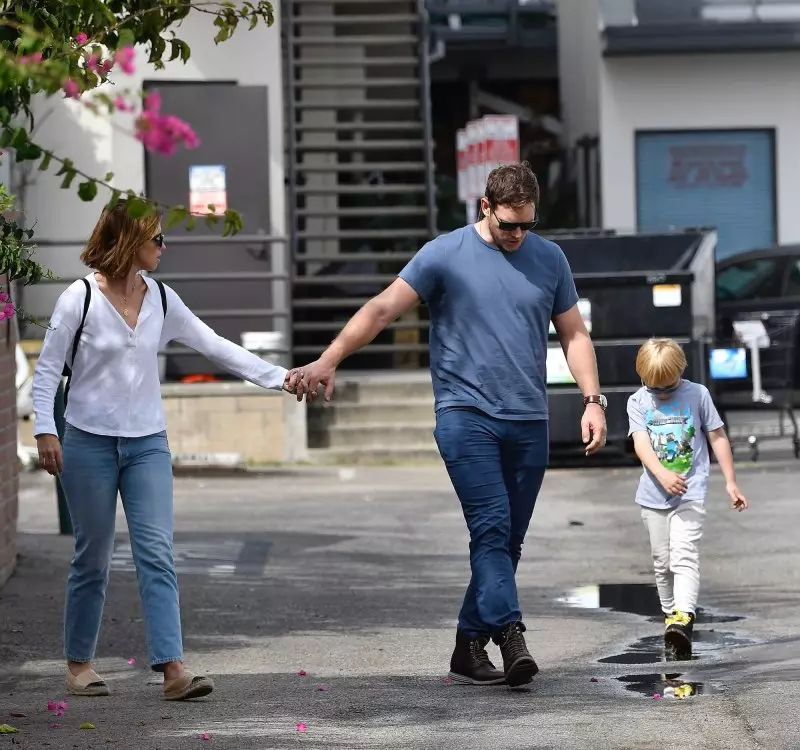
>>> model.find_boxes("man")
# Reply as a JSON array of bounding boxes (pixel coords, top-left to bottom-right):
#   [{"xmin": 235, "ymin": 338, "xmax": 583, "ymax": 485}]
[{"xmin": 288, "ymin": 162, "xmax": 607, "ymax": 688}]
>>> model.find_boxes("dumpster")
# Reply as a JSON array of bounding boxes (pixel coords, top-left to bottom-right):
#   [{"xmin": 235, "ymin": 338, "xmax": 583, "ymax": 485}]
[{"xmin": 545, "ymin": 227, "xmax": 718, "ymax": 451}]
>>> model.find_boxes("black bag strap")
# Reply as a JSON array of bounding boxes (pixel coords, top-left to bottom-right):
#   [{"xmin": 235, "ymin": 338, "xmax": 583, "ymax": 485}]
[
  {"xmin": 63, "ymin": 278, "xmax": 91, "ymax": 406},
  {"xmin": 155, "ymin": 279, "xmax": 167, "ymax": 317}
]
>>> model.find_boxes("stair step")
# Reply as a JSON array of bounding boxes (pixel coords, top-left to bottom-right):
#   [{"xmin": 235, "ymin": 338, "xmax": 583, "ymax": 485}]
[
  {"xmin": 295, "ymin": 229, "xmax": 428, "ymax": 241},
  {"xmin": 310, "ymin": 445, "xmax": 442, "ymax": 466},
  {"xmin": 294, "ymin": 56, "xmax": 419, "ymax": 68},
  {"xmin": 293, "ymin": 122, "xmax": 423, "ymax": 133},
  {"xmin": 295, "ymin": 162, "xmax": 427, "ymax": 173},
  {"xmin": 294, "ymin": 184, "xmax": 425, "ymax": 196},
  {"xmin": 336, "ymin": 378, "xmax": 434, "ymax": 402},
  {"xmin": 294, "ymin": 140, "xmax": 427, "ymax": 152},
  {"xmin": 294, "ymin": 14, "xmax": 419, "ymax": 24},
  {"xmin": 296, "ymin": 206, "xmax": 428, "ymax": 217},
  {"xmin": 293, "ymin": 78, "xmax": 420, "ymax": 89},
  {"xmin": 294, "ymin": 99, "xmax": 420, "ymax": 111},
  {"xmin": 309, "ymin": 399, "xmax": 435, "ymax": 426},
  {"xmin": 292, "ymin": 35, "xmax": 418, "ymax": 45}
]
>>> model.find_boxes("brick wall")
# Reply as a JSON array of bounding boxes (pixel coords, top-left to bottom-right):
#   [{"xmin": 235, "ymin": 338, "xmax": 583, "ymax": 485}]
[{"xmin": 0, "ymin": 275, "xmax": 18, "ymax": 587}]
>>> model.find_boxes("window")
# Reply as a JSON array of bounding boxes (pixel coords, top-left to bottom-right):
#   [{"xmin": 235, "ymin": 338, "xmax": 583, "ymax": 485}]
[
  {"xmin": 786, "ymin": 259, "xmax": 800, "ymax": 297},
  {"xmin": 716, "ymin": 257, "xmax": 785, "ymax": 302}
]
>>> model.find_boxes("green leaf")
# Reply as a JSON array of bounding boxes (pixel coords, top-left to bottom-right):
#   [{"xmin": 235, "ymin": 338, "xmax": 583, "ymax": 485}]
[
  {"xmin": 54, "ymin": 159, "xmax": 75, "ymax": 177},
  {"xmin": 204, "ymin": 213, "xmax": 221, "ymax": 228},
  {"xmin": 77, "ymin": 179, "xmax": 98, "ymax": 202},
  {"xmin": 0, "ymin": 724, "xmax": 19, "ymax": 734},
  {"xmin": 38, "ymin": 151, "xmax": 53, "ymax": 171},
  {"xmin": 186, "ymin": 214, "xmax": 197, "ymax": 231},
  {"xmin": 79, "ymin": 722, "xmax": 96, "ymax": 730},
  {"xmin": 59, "ymin": 169, "xmax": 77, "ymax": 190},
  {"xmin": 104, "ymin": 172, "xmax": 114, "ymax": 182},
  {"xmin": 0, "ymin": 129, "xmax": 13, "ymax": 149},
  {"xmin": 117, "ymin": 28, "xmax": 135, "ymax": 49},
  {"xmin": 107, "ymin": 190, "xmax": 122, "ymax": 209},
  {"xmin": 10, "ymin": 127, "xmax": 27, "ymax": 149},
  {"xmin": 126, "ymin": 197, "xmax": 151, "ymax": 218},
  {"xmin": 165, "ymin": 205, "xmax": 188, "ymax": 229},
  {"xmin": 14, "ymin": 143, "xmax": 41, "ymax": 162}
]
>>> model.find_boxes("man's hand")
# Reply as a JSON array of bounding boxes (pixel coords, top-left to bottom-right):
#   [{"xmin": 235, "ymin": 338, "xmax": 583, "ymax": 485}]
[
  {"xmin": 285, "ymin": 357, "xmax": 337, "ymax": 403},
  {"xmin": 656, "ymin": 469, "xmax": 688, "ymax": 496},
  {"xmin": 727, "ymin": 482, "xmax": 748, "ymax": 512},
  {"xmin": 36, "ymin": 434, "xmax": 63, "ymax": 476},
  {"xmin": 581, "ymin": 403, "xmax": 607, "ymax": 455}
]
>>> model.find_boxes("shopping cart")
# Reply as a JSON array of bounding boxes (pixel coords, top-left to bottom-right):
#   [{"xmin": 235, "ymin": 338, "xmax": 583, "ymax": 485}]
[{"xmin": 711, "ymin": 309, "xmax": 800, "ymax": 462}]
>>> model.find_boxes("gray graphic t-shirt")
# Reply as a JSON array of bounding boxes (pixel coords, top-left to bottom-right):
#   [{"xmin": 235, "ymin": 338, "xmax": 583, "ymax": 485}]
[{"xmin": 627, "ymin": 379, "xmax": 724, "ymax": 509}]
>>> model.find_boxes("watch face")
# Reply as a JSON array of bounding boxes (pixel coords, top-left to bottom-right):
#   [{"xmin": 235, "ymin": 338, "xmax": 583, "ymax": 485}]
[{"xmin": 599, "ymin": 395, "xmax": 607, "ymax": 409}]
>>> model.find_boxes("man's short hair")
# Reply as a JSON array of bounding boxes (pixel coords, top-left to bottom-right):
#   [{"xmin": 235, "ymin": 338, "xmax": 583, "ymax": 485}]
[
  {"xmin": 484, "ymin": 161, "xmax": 540, "ymax": 210},
  {"xmin": 636, "ymin": 338, "xmax": 688, "ymax": 388}
]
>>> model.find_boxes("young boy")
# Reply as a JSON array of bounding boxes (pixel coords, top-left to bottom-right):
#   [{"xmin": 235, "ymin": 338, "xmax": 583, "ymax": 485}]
[{"xmin": 627, "ymin": 338, "xmax": 748, "ymax": 655}]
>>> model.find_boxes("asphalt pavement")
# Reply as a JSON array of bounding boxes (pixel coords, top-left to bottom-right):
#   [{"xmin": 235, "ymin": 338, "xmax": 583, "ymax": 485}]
[{"xmin": 2, "ymin": 457, "xmax": 800, "ymax": 749}]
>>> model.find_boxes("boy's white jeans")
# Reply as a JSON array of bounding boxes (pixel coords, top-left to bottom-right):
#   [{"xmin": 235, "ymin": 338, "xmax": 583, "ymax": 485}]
[{"xmin": 640, "ymin": 500, "xmax": 706, "ymax": 615}]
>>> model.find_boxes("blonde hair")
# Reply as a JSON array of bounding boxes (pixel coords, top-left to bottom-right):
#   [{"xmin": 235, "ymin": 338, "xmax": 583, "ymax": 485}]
[
  {"xmin": 635, "ymin": 338, "xmax": 687, "ymax": 388},
  {"xmin": 80, "ymin": 200, "xmax": 161, "ymax": 278}
]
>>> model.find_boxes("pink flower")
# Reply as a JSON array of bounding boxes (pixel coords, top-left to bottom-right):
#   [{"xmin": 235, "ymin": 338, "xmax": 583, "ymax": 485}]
[
  {"xmin": 0, "ymin": 303, "xmax": 15, "ymax": 322},
  {"xmin": 32, "ymin": 51, "xmax": 43, "ymax": 63},
  {"xmin": 114, "ymin": 45, "xmax": 135, "ymax": 75},
  {"xmin": 62, "ymin": 78, "xmax": 80, "ymax": 99},
  {"xmin": 47, "ymin": 701, "xmax": 57, "ymax": 711},
  {"xmin": 201, "ymin": 732, "xmax": 211, "ymax": 741},
  {"xmin": 57, "ymin": 701, "xmax": 67, "ymax": 711},
  {"xmin": 143, "ymin": 90, "xmax": 161, "ymax": 114},
  {"xmin": 86, "ymin": 54, "xmax": 100, "ymax": 72},
  {"xmin": 653, "ymin": 692, "xmax": 662, "ymax": 700},
  {"xmin": 114, "ymin": 96, "xmax": 131, "ymax": 112},
  {"xmin": 296, "ymin": 723, "xmax": 307, "ymax": 733},
  {"xmin": 100, "ymin": 59, "xmax": 114, "ymax": 75},
  {"xmin": 75, "ymin": 33, "xmax": 89, "ymax": 45}
]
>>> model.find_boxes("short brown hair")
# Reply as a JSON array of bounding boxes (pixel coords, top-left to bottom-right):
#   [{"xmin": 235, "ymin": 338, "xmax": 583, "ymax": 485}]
[
  {"xmin": 484, "ymin": 161, "xmax": 540, "ymax": 209},
  {"xmin": 80, "ymin": 199, "xmax": 161, "ymax": 277},
  {"xmin": 636, "ymin": 338, "xmax": 688, "ymax": 388}
]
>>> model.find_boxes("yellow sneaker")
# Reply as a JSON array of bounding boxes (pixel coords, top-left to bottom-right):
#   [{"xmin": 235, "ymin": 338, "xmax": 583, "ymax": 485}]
[{"xmin": 664, "ymin": 610, "xmax": 695, "ymax": 656}]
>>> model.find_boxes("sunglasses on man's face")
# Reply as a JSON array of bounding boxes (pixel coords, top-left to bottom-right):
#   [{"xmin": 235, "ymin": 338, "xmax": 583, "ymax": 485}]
[
  {"xmin": 153, "ymin": 233, "xmax": 164, "ymax": 248},
  {"xmin": 492, "ymin": 211, "xmax": 538, "ymax": 232}
]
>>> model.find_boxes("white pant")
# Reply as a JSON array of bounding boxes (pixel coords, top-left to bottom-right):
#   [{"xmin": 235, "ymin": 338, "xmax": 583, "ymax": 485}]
[{"xmin": 641, "ymin": 500, "xmax": 706, "ymax": 615}]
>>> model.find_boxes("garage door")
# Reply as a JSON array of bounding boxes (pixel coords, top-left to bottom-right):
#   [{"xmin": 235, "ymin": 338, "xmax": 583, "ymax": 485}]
[{"xmin": 636, "ymin": 129, "xmax": 776, "ymax": 260}]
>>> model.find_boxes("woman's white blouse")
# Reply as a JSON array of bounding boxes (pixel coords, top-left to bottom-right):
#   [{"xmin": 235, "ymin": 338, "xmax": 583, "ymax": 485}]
[{"xmin": 32, "ymin": 273, "xmax": 288, "ymax": 438}]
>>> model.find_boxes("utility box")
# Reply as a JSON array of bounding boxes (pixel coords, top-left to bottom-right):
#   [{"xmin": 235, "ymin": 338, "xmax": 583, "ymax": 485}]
[{"xmin": 545, "ymin": 227, "xmax": 718, "ymax": 451}]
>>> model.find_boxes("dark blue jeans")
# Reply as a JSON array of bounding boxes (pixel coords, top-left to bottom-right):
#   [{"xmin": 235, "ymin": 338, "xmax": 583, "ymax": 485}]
[{"xmin": 434, "ymin": 407, "xmax": 548, "ymax": 640}]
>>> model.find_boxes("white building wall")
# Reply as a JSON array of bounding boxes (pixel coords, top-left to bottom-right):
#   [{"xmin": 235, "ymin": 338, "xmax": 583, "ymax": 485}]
[
  {"xmin": 16, "ymin": 7, "xmax": 285, "ymax": 322},
  {"xmin": 599, "ymin": 52, "xmax": 800, "ymax": 241}
]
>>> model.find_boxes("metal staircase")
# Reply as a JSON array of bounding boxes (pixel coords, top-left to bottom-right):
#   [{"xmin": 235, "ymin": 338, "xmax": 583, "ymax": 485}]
[{"xmin": 283, "ymin": 0, "xmax": 437, "ymax": 370}]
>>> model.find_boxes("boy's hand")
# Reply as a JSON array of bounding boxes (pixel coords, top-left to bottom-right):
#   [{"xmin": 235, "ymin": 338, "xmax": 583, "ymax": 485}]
[
  {"xmin": 657, "ymin": 469, "xmax": 688, "ymax": 496},
  {"xmin": 727, "ymin": 482, "xmax": 748, "ymax": 511}
]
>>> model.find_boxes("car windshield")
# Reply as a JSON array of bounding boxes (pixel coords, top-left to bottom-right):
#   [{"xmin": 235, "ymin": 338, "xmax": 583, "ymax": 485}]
[{"xmin": 716, "ymin": 257, "xmax": 781, "ymax": 301}]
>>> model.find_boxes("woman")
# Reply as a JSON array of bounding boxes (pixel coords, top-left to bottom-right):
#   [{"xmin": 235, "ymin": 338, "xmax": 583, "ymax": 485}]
[{"xmin": 32, "ymin": 200, "xmax": 291, "ymax": 700}]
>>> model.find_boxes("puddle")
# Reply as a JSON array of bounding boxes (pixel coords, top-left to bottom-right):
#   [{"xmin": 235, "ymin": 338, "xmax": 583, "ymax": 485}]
[
  {"xmin": 599, "ymin": 629, "xmax": 761, "ymax": 665},
  {"xmin": 617, "ymin": 672, "xmax": 726, "ymax": 698},
  {"xmin": 558, "ymin": 583, "xmax": 744, "ymax": 624}
]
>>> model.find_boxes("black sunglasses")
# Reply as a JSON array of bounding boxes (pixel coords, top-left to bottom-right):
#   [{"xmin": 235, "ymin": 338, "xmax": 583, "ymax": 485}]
[
  {"xmin": 491, "ymin": 210, "xmax": 538, "ymax": 232},
  {"xmin": 153, "ymin": 233, "xmax": 164, "ymax": 247}
]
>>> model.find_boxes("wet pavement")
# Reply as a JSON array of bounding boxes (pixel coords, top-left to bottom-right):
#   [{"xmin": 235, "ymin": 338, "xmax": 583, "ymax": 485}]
[{"xmin": 2, "ymin": 460, "xmax": 800, "ymax": 748}]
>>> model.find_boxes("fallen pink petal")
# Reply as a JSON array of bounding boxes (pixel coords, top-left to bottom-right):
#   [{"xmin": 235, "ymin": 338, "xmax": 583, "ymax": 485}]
[
  {"xmin": 127, "ymin": 658, "xmax": 136, "ymax": 665},
  {"xmin": 8, "ymin": 712, "xmax": 26, "ymax": 718},
  {"xmin": 296, "ymin": 723, "xmax": 308, "ymax": 733},
  {"xmin": 444, "ymin": 676, "xmax": 454, "ymax": 686},
  {"xmin": 47, "ymin": 701, "xmax": 57, "ymax": 711},
  {"xmin": 653, "ymin": 693, "xmax": 662, "ymax": 700},
  {"xmin": 50, "ymin": 723, "xmax": 60, "ymax": 729},
  {"xmin": 297, "ymin": 670, "xmax": 307, "ymax": 676},
  {"xmin": 57, "ymin": 701, "xmax": 67, "ymax": 711},
  {"xmin": 201, "ymin": 732, "xmax": 211, "ymax": 741},
  {"xmin": 315, "ymin": 684, "xmax": 329, "ymax": 692},
  {"xmin": 55, "ymin": 710, "xmax": 64, "ymax": 717},
  {"xmin": 590, "ymin": 677, "xmax": 599, "ymax": 683}
]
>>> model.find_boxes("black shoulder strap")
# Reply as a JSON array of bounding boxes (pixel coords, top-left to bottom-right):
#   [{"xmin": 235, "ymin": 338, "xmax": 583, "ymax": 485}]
[
  {"xmin": 63, "ymin": 278, "xmax": 91, "ymax": 406},
  {"xmin": 155, "ymin": 279, "xmax": 167, "ymax": 317}
]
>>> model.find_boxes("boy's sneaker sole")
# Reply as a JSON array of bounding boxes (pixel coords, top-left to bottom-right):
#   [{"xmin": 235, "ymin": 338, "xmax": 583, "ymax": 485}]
[
  {"xmin": 504, "ymin": 656, "xmax": 539, "ymax": 688},
  {"xmin": 447, "ymin": 671, "xmax": 507, "ymax": 686},
  {"xmin": 664, "ymin": 628, "xmax": 692, "ymax": 656}
]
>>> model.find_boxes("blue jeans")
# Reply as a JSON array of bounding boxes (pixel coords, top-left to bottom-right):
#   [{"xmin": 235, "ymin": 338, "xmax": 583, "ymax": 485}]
[
  {"xmin": 60, "ymin": 424, "xmax": 182, "ymax": 670},
  {"xmin": 434, "ymin": 407, "xmax": 548, "ymax": 640}
]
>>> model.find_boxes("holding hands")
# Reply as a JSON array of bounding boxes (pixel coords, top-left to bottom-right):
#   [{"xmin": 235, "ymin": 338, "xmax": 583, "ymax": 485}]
[{"xmin": 283, "ymin": 357, "xmax": 337, "ymax": 403}]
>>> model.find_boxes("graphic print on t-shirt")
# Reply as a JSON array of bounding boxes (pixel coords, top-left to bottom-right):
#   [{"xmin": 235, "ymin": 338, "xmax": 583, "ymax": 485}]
[{"xmin": 645, "ymin": 405, "xmax": 697, "ymax": 474}]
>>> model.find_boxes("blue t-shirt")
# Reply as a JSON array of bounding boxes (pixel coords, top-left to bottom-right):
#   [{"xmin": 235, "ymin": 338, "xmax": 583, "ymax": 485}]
[{"xmin": 398, "ymin": 225, "xmax": 579, "ymax": 420}]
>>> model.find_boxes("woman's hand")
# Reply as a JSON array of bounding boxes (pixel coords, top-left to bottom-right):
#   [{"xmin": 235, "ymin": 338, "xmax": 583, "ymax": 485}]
[{"xmin": 36, "ymin": 434, "xmax": 63, "ymax": 475}]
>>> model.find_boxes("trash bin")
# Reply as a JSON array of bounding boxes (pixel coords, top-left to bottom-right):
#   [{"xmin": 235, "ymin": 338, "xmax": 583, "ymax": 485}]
[
  {"xmin": 241, "ymin": 331, "xmax": 287, "ymax": 370},
  {"xmin": 54, "ymin": 379, "xmax": 73, "ymax": 536}
]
